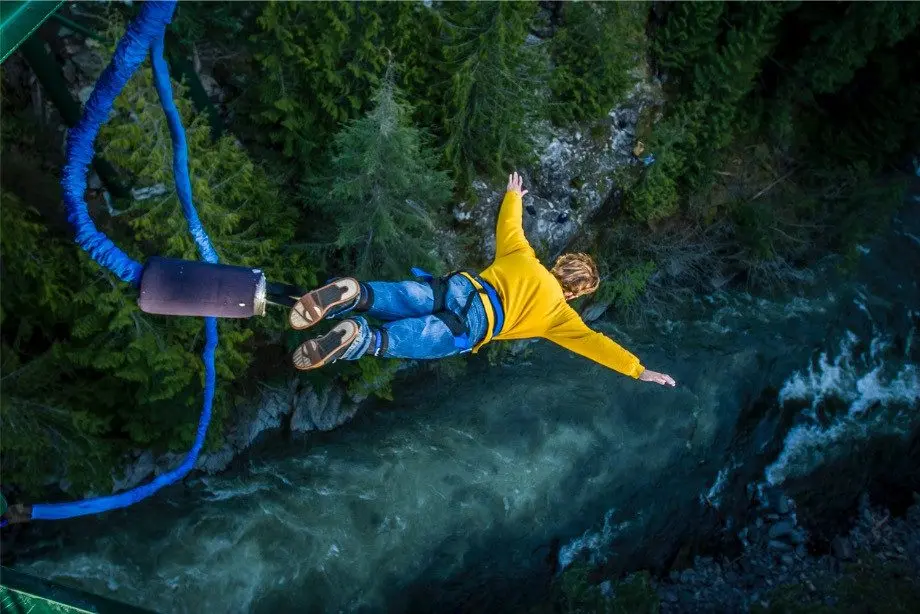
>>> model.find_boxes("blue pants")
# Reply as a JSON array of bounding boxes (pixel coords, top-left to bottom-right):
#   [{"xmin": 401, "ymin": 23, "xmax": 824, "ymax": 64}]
[{"xmin": 335, "ymin": 275, "xmax": 489, "ymax": 360}]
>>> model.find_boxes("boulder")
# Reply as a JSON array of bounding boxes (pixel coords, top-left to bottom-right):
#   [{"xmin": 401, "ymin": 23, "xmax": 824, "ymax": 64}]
[
  {"xmin": 768, "ymin": 520, "xmax": 796, "ymax": 540},
  {"xmin": 291, "ymin": 385, "xmax": 357, "ymax": 433},
  {"xmin": 768, "ymin": 539, "xmax": 793, "ymax": 552},
  {"xmin": 111, "ymin": 450, "xmax": 156, "ymax": 492},
  {"xmin": 776, "ymin": 496, "xmax": 791, "ymax": 515},
  {"xmin": 831, "ymin": 536, "xmax": 854, "ymax": 561}
]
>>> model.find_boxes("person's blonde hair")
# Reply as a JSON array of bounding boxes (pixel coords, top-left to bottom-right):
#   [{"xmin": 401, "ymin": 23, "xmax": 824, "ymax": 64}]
[{"xmin": 551, "ymin": 252, "xmax": 600, "ymax": 299}]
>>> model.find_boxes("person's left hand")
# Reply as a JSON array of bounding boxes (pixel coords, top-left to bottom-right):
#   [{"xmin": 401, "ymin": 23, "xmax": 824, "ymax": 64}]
[
  {"xmin": 638, "ymin": 369, "xmax": 677, "ymax": 387},
  {"xmin": 507, "ymin": 171, "xmax": 528, "ymax": 197}
]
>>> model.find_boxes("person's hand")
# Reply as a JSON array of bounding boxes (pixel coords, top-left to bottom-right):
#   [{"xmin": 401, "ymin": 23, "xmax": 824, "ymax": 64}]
[
  {"xmin": 507, "ymin": 171, "xmax": 528, "ymax": 197},
  {"xmin": 638, "ymin": 369, "xmax": 676, "ymax": 387}
]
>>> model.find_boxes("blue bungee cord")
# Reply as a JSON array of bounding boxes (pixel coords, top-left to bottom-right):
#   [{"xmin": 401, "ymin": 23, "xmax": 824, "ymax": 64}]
[{"xmin": 1, "ymin": 0, "xmax": 219, "ymax": 526}]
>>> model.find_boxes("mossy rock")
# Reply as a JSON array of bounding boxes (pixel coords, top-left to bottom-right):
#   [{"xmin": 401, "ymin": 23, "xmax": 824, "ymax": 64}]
[
  {"xmin": 546, "ymin": 566, "xmax": 660, "ymax": 614},
  {"xmin": 634, "ymin": 103, "xmax": 660, "ymax": 144},
  {"xmin": 754, "ymin": 557, "xmax": 920, "ymax": 614},
  {"xmin": 589, "ymin": 122, "xmax": 609, "ymax": 144}
]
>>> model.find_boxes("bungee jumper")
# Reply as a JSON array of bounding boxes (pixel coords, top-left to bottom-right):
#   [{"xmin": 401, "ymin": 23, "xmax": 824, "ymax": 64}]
[{"xmin": 288, "ymin": 172, "xmax": 677, "ymax": 387}]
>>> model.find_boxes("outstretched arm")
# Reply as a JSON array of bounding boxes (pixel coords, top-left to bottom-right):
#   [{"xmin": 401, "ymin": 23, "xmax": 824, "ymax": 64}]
[
  {"xmin": 495, "ymin": 172, "xmax": 532, "ymax": 258},
  {"xmin": 546, "ymin": 307, "xmax": 677, "ymax": 386}
]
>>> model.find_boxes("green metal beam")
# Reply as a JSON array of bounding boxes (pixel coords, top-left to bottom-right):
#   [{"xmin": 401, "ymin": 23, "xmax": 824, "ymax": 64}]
[
  {"xmin": 3, "ymin": 0, "xmax": 223, "ymax": 202},
  {"xmin": 0, "ymin": 0, "xmax": 65, "ymax": 63},
  {"xmin": 49, "ymin": 12, "xmax": 104, "ymax": 43},
  {"xmin": 20, "ymin": 33, "xmax": 130, "ymax": 198},
  {"xmin": 1, "ymin": 567, "xmax": 159, "ymax": 613},
  {"xmin": 6, "ymin": 2, "xmax": 224, "ymax": 141}
]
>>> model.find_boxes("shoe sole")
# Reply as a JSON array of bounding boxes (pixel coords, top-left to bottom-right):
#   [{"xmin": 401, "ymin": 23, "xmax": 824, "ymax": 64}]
[
  {"xmin": 289, "ymin": 278, "xmax": 360, "ymax": 331},
  {"xmin": 292, "ymin": 320, "xmax": 360, "ymax": 371}
]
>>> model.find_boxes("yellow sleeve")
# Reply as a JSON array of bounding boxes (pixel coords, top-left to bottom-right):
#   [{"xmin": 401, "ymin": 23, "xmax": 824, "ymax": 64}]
[
  {"xmin": 545, "ymin": 307, "xmax": 645, "ymax": 378},
  {"xmin": 495, "ymin": 191, "xmax": 531, "ymax": 257}
]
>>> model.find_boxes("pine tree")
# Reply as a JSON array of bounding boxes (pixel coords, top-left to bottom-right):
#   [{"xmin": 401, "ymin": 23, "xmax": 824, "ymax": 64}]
[
  {"xmin": 783, "ymin": 2, "xmax": 920, "ymax": 99},
  {"xmin": 550, "ymin": 1, "xmax": 648, "ymax": 124},
  {"xmin": 641, "ymin": 0, "xmax": 917, "ymax": 271},
  {"xmin": 689, "ymin": 2, "xmax": 786, "ymax": 152},
  {"xmin": 638, "ymin": 1, "xmax": 786, "ymax": 215},
  {"xmin": 764, "ymin": 2, "xmax": 920, "ymax": 162},
  {"xmin": 442, "ymin": 0, "xmax": 547, "ymax": 187},
  {"xmin": 625, "ymin": 103, "xmax": 702, "ymax": 223},
  {"xmin": 653, "ymin": 2, "xmax": 725, "ymax": 79},
  {"xmin": 808, "ymin": 32, "xmax": 920, "ymax": 174},
  {"xmin": 312, "ymin": 71, "xmax": 453, "ymax": 279},
  {"xmin": 249, "ymin": 1, "xmax": 393, "ymax": 166},
  {"xmin": 381, "ymin": 1, "xmax": 450, "ymax": 136}
]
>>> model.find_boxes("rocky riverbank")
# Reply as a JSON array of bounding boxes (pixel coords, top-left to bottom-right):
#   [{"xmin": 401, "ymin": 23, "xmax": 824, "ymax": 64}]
[
  {"xmin": 110, "ymin": 378, "xmax": 362, "ymax": 492},
  {"xmin": 583, "ymin": 492, "xmax": 920, "ymax": 613},
  {"xmin": 656, "ymin": 494, "xmax": 920, "ymax": 613}
]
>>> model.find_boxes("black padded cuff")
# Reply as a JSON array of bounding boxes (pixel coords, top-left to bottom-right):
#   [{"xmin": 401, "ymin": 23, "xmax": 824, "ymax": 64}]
[{"xmin": 355, "ymin": 282, "xmax": 374, "ymax": 312}]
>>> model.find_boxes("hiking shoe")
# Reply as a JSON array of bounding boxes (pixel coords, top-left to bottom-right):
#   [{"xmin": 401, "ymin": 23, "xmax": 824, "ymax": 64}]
[
  {"xmin": 289, "ymin": 277, "xmax": 361, "ymax": 330},
  {"xmin": 292, "ymin": 319, "xmax": 360, "ymax": 371}
]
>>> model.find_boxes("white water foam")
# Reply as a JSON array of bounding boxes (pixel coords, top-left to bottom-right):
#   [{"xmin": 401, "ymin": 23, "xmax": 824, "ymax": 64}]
[
  {"xmin": 765, "ymin": 327, "xmax": 919, "ymax": 486},
  {"xmin": 558, "ymin": 508, "xmax": 633, "ymax": 570},
  {"xmin": 777, "ymin": 331, "xmax": 860, "ymax": 412},
  {"xmin": 699, "ymin": 459, "xmax": 741, "ymax": 509}
]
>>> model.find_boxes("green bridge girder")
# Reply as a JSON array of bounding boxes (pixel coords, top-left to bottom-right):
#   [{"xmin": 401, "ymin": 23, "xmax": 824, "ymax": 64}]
[
  {"xmin": 1, "ymin": 566, "xmax": 157, "ymax": 614},
  {"xmin": 0, "ymin": 0, "xmax": 65, "ymax": 63}
]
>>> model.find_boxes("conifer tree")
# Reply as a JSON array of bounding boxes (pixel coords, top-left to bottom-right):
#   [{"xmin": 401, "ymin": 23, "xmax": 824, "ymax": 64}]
[
  {"xmin": 689, "ymin": 2, "xmax": 786, "ymax": 153},
  {"xmin": 382, "ymin": 1, "xmax": 449, "ymax": 135},
  {"xmin": 550, "ymin": 1, "xmax": 648, "ymax": 124},
  {"xmin": 313, "ymin": 71, "xmax": 453, "ymax": 279},
  {"xmin": 653, "ymin": 1, "xmax": 725, "ymax": 79},
  {"xmin": 0, "ymin": 192, "xmax": 114, "ymax": 493},
  {"xmin": 442, "ymin": 0, "xmax": 547, "ymax": 186},
  {"xmin": 764, "ymin": 2, "xmax": 920, "ymax": 155},
  {"xmin": 251, "ymin": 1, "xmax": 393, "ymax": 165},
  {"xmin": 783, "ymin": 2, "xmax": 920, "ymax": 99},
  {"xmin": 636, "ymin": 0, "xmax": 787, "ymax": 215}
]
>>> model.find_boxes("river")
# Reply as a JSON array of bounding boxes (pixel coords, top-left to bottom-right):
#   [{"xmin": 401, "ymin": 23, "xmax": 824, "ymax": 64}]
[{"xmin": 11, "ymin": 196, "xmax": 919, "ymax": 613}]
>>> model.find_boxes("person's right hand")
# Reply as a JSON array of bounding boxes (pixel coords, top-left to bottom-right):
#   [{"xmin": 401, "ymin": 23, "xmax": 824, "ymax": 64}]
[{"xmin": 507, "ymin": 171, "xmax": 528, "ymax": 197}]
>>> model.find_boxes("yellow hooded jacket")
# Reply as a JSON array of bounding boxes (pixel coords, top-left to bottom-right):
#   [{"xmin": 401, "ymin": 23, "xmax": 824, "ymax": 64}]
[{"xmin": 477, "ymin": 191, "xmax": 645, "ymax": 378}]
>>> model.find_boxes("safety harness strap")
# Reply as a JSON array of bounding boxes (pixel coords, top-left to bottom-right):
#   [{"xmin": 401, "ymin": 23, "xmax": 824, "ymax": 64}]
[
  {"xmin": 410, "ymin": 268, "xmax": 500, "ymax": 352},
  {"xmin": 457, "ymin": 272, "xmax": 498, "ymax": 353}
]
